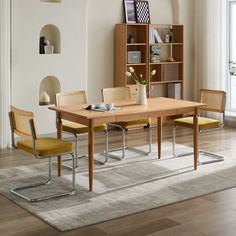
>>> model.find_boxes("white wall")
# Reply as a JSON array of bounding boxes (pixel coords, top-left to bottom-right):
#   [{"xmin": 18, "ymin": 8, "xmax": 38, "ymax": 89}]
[
  {"xmin": 87, "ymin": 0, "xmax": 173, "ymax": 102},
  {"xmin": 10, "ymin": 0, "xmax": 196, "ymax": 135},
  {"xmin": 11, "ymin": 0, "xmax": 87, "ymax": 134},
  {"xmin": 178, "ymin": 0, "xmax": 195, "ymax": 100}
]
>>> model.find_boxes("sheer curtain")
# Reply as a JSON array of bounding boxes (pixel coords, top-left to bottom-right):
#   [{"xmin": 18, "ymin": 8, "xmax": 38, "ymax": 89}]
[{"xmin": 194, "ymin": 0, "xmax": 227, "ymax": 99}]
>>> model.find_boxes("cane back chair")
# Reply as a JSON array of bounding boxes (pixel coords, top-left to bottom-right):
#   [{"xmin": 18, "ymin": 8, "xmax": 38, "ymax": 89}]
[
  {"xmin": 102, "ymin": 87, "xmax": 152, "ymax": 160},
  {"xmin": 173, "ymin": 89, "xmax": 226, "ymax": 164},
  {"xmin": 9, "ymin": 106, "xmax": 75, "ymax": 202},
  {"xmin": 55, "ymin": 90, "xmax": 108, "ymax": 166}
]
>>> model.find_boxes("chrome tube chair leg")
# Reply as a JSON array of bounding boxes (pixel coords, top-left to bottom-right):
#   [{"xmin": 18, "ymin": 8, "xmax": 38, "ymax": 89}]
[
  {"xmin": 10, "ymin": 153, "xmax": 75, "ymax": 202},
  {"xmin": 107, "ymin": 123, "xmax": 152, "ymax": 160},
  {"xmin": 62, "ymin": 130, "xmax": 109, "ymax": 169},
  {"xmin": 62, "ymin": 134, "xmax": 83, "ymax": 169},
  {"xmin": 172, "ymin": 125, "xmax": 224, "ymax": 165},
  {"xmin": 128, "ymin": 124, "xmax": 152, "ymax": 155}
]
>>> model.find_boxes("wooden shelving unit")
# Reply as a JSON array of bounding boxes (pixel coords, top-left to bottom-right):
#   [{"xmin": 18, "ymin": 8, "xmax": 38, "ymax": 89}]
[{"xmin": 115, "ymin": 23, "xmax": 184, "ymax": 123}]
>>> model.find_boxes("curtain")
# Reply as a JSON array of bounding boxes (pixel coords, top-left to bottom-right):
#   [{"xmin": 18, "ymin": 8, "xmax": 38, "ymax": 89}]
[{"xmin": 194, "ymin": 0, "xmax": 227, "ymax": 99}]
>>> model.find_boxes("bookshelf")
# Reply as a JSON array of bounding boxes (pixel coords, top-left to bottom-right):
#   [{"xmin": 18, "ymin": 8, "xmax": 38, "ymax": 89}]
[{"xmin": 115, "ymin": 23, "xmax": 184, "ymax": 123}]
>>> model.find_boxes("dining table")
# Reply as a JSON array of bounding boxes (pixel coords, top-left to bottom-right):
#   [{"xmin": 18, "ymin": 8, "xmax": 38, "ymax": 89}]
[{"xmin": 49, "ymin": 97, "xmax": 205, "ymax": 191}]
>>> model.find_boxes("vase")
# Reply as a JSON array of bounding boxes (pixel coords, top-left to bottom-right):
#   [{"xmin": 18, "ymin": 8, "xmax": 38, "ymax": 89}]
[
  {"xmin": 39, "ymin": 91, "xmax": 50, "ymax": 105},
  {"xmin": 44, "ymin": 45, "xmax": 54, "ymax": 54},
  {"xmin": 136, "ymin": 83, "xmax": 147, "ymax": 105}
]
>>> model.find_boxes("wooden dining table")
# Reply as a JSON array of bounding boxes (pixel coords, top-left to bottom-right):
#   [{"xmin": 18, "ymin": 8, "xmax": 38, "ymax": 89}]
[{"xmin": 49, "ymin": 97, "xmax": 205, "ymax": 192}]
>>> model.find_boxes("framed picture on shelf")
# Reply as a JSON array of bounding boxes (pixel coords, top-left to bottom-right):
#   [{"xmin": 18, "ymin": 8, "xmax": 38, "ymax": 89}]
[
  {"xmin": 135, "ymin": 1, "xmax": 150, "ymax": 23},
  {"xmin": 128, "ymin": 51, "xmax": 141, "ymax": 64},
  {"xmin": 123, "ymin": 0, "xmax": 136, "ymax": 23}
]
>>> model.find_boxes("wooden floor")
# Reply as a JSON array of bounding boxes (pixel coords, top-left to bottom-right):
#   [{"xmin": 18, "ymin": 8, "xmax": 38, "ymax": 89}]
[{"xmin": 1, "ymin": 125, "xmax": 236, "ymax": 236}]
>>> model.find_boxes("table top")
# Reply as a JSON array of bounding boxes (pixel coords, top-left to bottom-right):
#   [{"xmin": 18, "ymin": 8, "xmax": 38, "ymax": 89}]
[{"xmin": 49, "ymin": 97, "xmax": 204, "ymax": 123}]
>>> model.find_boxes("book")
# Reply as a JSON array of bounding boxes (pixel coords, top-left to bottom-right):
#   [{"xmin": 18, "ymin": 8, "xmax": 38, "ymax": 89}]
[
  {"xmin": 153, "ymin": 28, "xmax": 162, "ymax": 43},
  {"xmin": 85, "ymin": 103, "xmax": 120, "ymax": 112},
  {"xmin": 149, "ymin": 28, "xmax": 155, "ymax": 44}
]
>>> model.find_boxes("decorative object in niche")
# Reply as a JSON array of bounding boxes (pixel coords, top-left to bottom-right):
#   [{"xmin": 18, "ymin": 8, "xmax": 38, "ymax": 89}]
[
  {"xmin": 39, "ymin": 91, "xmax": 50, "ymax": 106},
  {"xmin": 135, "ymin": 1, "xmax": 150, "ymax": 23},
  {"xmin": 39, "ymin": 37, "xmax": 54, "ymax": 54},
  {"xmin": 44, "ymin": 39, "xmax": 54, "ymax": 54},
  {"xmin": 123, "ymin": 0, "xmax": 136, "ymax": 23},
  {"xmin": 39, "ymin": 36, "xmax": 46, "ymax": 54}
]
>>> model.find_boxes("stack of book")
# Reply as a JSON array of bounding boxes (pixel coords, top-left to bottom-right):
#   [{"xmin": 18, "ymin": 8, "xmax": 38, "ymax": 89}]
[{"xmin": 149, "ymin": 27, "xmax": 162, "ymax": 44}]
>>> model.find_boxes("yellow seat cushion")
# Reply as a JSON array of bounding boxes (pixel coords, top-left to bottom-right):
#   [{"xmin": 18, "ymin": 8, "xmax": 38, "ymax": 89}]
[
  {"xmin": 111, "ymin": 118, "xmax": 150, "ymax": 128},
  {"xmin": 62, "ymin": 121, "xmax": 107, "ymax": 134},
  {"xmin": 17, "ymin": 137, "xmax": 73, "ymax": 157},
  {"xmin": 174, "ymin": 117, "xmax": 221, "ymax": 130}
]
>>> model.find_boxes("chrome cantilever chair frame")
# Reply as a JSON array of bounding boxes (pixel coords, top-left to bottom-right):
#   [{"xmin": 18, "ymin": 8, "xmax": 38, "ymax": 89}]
[
  {"xmin": 172, "ymin": 89, "xmax": 226, "ymax": 165},
  {"xmin": 107, "ymin": 123, "xmax": 152, "ymax": 160},
  {"xmin": 102, "ymin": 87, "xmax": 152, "ymax": 160},
  {"xmin": 62, "ymin": 129, "xmax": 109, "ymax": 167},
  {"xmin": 55, "ymin": 91, "xmax": 109, "ymax": 167},
  {"xmin": 9, "ymin": 109, "xmax": 75, "ymax": 202}
]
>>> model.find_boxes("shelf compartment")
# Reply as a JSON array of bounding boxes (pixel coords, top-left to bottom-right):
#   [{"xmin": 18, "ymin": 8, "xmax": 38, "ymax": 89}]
[
  {"xmin": 149, "ymin": 82, "xmax": 182, "ymax": 100},
  {"xmin": 127, "ymin": 44, "xmax": 147, "ymax": 64},
  {"xmin": 127, "ymin": 24, "xmax": 148, "ymax": 44},
  {"xmin": 150, "ymin": 64, "xmax": 183, "ymax": 83}
]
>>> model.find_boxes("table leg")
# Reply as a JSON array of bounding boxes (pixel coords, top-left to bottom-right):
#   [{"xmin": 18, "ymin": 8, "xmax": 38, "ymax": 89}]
[
  {"xmin": 157, "ymin": 117, "xmax": 162, "ymax": 159},
  {"xmin": 56, "ymin": 112, "xmax": 62, "ymax": 176},
  {"xmin": 193, "ymin": 107, "xmax": 199, "ymax": 170},
  {"xmin": 88, "ymin": 120, "xmax": 94, "ymax": 191}
]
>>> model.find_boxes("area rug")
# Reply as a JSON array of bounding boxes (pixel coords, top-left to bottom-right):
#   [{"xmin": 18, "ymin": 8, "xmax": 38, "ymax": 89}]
[{"xmin": 0, "ymin": 142, "xmax": 236, "ymax": 231}]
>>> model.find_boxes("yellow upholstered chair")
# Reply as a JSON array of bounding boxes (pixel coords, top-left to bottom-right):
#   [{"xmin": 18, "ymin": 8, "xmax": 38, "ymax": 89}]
[
  {"xmin": 173, "ymin": 89, "xmax": 226, "ymax": 164},
  {"xmin": 9, "ymin": 106, "xmax": 75, "ymax": 202},
  {"xmin": 55, "ymin": 90, "xmax": 108, "ymax": 166},
  {"xmin": 102, "ymin": 87, "xmax": 152, "ymax": 160}
]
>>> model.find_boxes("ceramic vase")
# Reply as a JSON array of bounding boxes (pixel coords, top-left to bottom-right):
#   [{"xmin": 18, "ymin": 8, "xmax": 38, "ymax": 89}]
[
  {"xmin": 39, "ymin": 91, "xmax": 50, "ymax": 105},
  {"xmin": 44, "ymin": 45, "xmax": 54, "ymax": 54},
  {"xmin": 136, "ymin": 83, "xmax": 147, "ymax": 105}
]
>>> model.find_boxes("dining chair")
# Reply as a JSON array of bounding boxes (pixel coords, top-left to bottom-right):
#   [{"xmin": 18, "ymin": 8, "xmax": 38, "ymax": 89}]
[
  {"xmin": 55, "ymin": 90, "xmax": 108, "ymax": 166},
  {"xmin": 172, "ymin": 89, "xmax": 226, "ymax": 164},
  {"xmin": 9, "ymin": 106, "xmax": 75, "ymax": 202},
  {"xmin": 102, "ymin": 87, "xmax": 152, "ymax": 160}
]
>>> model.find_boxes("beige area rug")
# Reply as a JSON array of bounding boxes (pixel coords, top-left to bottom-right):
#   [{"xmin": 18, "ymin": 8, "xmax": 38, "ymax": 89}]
[{"xmin": 0, "ymin": 142, "xmax": 236, "ymax": 231}]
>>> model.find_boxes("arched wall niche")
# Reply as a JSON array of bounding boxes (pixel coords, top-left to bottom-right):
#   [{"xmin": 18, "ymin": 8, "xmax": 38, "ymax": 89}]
[
  {"xmin": 39, "ymin": 24, "xmax": 61, "ymax": 54},
  {"xmin": 39, "ymin": 76, "xmax": 61, "ymax": 105}
]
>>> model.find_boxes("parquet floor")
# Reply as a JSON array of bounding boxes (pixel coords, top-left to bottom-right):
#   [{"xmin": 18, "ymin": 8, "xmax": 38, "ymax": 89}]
[{"xmin": 1, "ymin": 125, "xmax": 236, "ymax": 236}]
